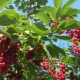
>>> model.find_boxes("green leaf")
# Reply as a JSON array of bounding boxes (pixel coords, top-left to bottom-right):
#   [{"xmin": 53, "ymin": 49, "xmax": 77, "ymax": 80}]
[
  {"xmin": 40, "ymin": 6, "xmax": 52, "ymax": 12},
  {"xmin": 27, "ymin": 62, "xmax": 38, "ymax": 77},
  {"xmin": 11, "ymin": 35, "xmax": 19, "ymax": 43},
  {"xmin": 41, "ymin": 36, "xmax": 50, "ymax": 41},
  {"xmin": 36, "ymin": 12, "xmax": 50, "ymax": 24},
  {"xmin": 0, "ymin": 9, "xmax": 19, "ymax": 19},
  {"xmin": 66, "ymin": 8, "xmax": 80, "ymax": 16},
  {"xmin": 0, "ymin": 14, "xmax": 18, "ymax": 26},
  {"xmin": 53, "ymin": 36, "xmax": 71, "ymax": 41},
  {"xmin": 56, "ymin": 7, "xmax": 61, "ymax": 20},
  {"xmin": 29, "ymin": 33, "xmax": 39, "ymax": 38},
  {"xmin": 63, "ymin": 20, "xmax": 80, "ymax": 30},
  {"xmin": 56, "ymin": 20, "xmax": 80, "ymax": 30},
  {"xmin": 61, "ymin": 0, "xmax": 76, "ymax": 15},
  {"xmin": 7, "ymin": 27, "xmax": 23, "ymax": 34},
  {"xmin": 54, "ymin": 0, "xmax": 62, "ymax": 8},
  {"xmin": 49, "ymin": 7, "xmax": 57, "ymax": 20},
  {"xmin": 52, "ymin": 44, "xmax": 66, "ymax": 56},
  {"xmin": 46, "ymin": 44, "xmax": 66, "ymax": 57},
  {"xmin": 24, "ymin": 24, "xmax": 51, "ymax": 36},
  {"xmin": 35, "ymin": 23, "xmax": 47, "ymax": 31},
  {"xmin": 40, "ymin": 6, "xmax": 58, "ymax": 20},
  {"xmin": 19, "ymin": 14, "xmax": 26, "ymax": 21},
  {"xmin": 0, "ymin": 0, "xmax": 12, "ymax": 10},
  {"xmin": 46, "ymin": 44, "xmax": 59, "ymax": 57},
  {"xmin": 9, "ymin": 5, "xmax": 14, "ymax": 9}
]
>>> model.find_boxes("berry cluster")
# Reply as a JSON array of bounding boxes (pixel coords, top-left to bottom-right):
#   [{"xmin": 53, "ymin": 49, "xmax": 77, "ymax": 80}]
[
  {"xmin": 51, "ymin": 21, "xmax": 57, "ymax": 27},
  {"xmin": 26, "ymin": 50, "xmax": 35, "ymax": 60},
  {"xmin": 69, "ymin": 44, "xmax": 80, "ymax": 57},
  {"xmin": 51, "ymin": 17, "xmax": 69, "ymax": 27},
  {"xmin": 38, "ymin": 57, "xmax": 66, "ymax": 80},
  {"xmin": 26, "ymin": 49, "xmax": 42, "ymax": 67},
  {"xmin": 7, "ymin": 71, "xmax": 23, "ymax": 80},
  {"xmin": 66, "ymin": 28, "xmax": 80, "ymax": 44},
  {"xmin": 0, "ymin": 35, "xmax": 20, "ymax": 73},
  {"xmin": 65, "ymin": 28, "xmax": 80, "ymax": 57}
]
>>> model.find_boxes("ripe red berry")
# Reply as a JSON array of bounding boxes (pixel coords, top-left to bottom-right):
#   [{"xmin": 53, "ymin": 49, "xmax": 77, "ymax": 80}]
[
  {"xmin": 35, "ymin": 47, "xmax": 41, "ymax": 52},
  {"xmin": 0, "ymin": 57, "xmax": 4, "ymax": 63},
  {"xmin": 64, "ymin": 17, "xmax": 69, "ymax": 20},
  {"xmin": 0, "ymin": 62, "xmax": 5, "ymax": 67}
]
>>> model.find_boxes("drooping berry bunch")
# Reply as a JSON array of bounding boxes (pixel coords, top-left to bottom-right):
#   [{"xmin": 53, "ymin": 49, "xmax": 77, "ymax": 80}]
[
  {"xmin": 38, "ymin": 56, "xmax": 66, "ymax": 80},
  {"xmin": 0, "ymin": 35, "xmax": 20, "ymax": 73},
  {"xmin": 69, "ymin": 44, "xmax": 80, "ymax": 57},
  {"xmin": 65, "ymin": 28, "xmax": 80, "ymax": 57},
  {"xmin": 66, "ymin": 28, "xmax": 80, "ymax": 44}
]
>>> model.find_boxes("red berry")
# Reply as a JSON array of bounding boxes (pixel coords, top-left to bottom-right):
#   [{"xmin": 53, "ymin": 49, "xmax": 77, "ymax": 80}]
[
  {"xmin": 64, "ymin": 17, "xmax": 69, "ymax": 20},
  {"xmin": 0, "ymin": 57, "xmax": 4, "ymax": 62},
  {"xmin": 0, "ymin": 62, "xmax": 5, "ymax": 67}
]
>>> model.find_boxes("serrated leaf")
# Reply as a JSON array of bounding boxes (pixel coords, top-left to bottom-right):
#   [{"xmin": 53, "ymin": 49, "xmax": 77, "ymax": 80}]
[
  {"xmin": 0, "ymin": 0, "xmax": 12, "ymax": 10},
  {"xmin": 36, "ymin": 12, "xmax": 50, "ymax": 24},
  {"xmin": 61, "ymin": 0, "xmax": 76, "ymax": 15}
]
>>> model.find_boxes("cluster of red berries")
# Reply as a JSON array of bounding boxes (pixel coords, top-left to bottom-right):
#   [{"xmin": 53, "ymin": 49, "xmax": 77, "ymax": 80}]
[
  {"xmin": 7, "ymin": 71, "xmax": 23, "ymax": 80},
  {"xmin": 25, "ymin": 42, "xmax": 44, "ymax": 67},
  {"xmin": 51, "ymin": 21, "xmax": 57, "ymax": 27},
  {"xmin": 69, "ymin": 44, "xmax": 80, "ymax": 57},
  {"xmin": 0, "ymin": 35, "xmax": 20, "ymax": 73},
  {"xmin": 65, "ymin": 28, "xmax": 80, "ymax": 57},
  {"xmin": 38, "ymin": 57, "xmax": 66, "ymax": 80},
  {"xmin": 53, "ymin": 62, "xmax": 66, "ymax": 80},
  {"xmin": 51, "ymin": 17, "xmax": 69, "ymax": 27},
  {"xmin": 26, "ymin": 49, "xmax": 42, "ymax": 67},
  {"xmin": 26, "ymin": 50, "xmax": 35, "ymax": 60},
  {"xmin": 66, "ymin": 28, "xmax": 80, "ymax": 44}
]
